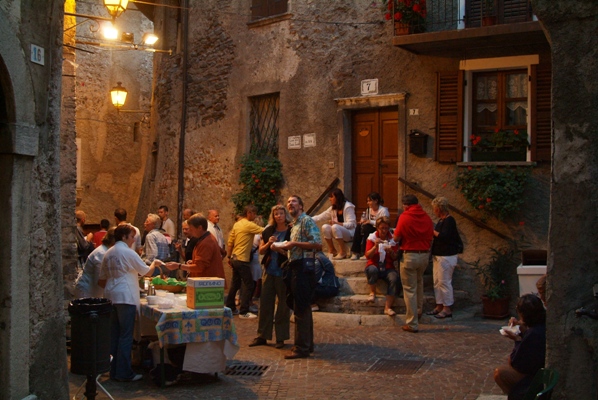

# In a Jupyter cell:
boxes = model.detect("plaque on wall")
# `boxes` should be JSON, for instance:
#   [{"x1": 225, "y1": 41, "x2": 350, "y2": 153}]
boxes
[{"x1": 288, "y1": 135, "x2": 301, "y2": 149}]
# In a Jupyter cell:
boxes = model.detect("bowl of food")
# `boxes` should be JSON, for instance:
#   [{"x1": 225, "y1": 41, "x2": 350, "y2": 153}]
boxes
[{"x1": 152, "y1": 277, "x2": 187, "y2": 293}]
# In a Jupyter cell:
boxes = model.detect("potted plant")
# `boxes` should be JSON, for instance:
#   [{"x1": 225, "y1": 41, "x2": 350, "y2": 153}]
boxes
[
  {"x1": 469, "y1": 244, "x2": 520, "y2": 318},
  {"x1": 456, "y1": 164, "x2": 531, "y2": 221},
  {"x1": 383, "y1": 0, "x2": 427, "y2": 35},
  {"x1": 470, "y1": 128, "x2": 529, "y2": 161},
  {"x1": 481, "y1": 0, "x2": 497, "y2": 26}
]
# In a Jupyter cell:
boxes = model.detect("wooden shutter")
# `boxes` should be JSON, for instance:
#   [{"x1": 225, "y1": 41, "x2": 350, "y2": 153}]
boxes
[
  {"x1": 501, "y1": 0, "x2": 532, "y2": 23},
  {"x1": 530, "y1": 64, "x2": 552, "y2": 162},
  {"x1": 251, "y1": 0, "x2": 267, "y2": 20},
  {"x1": 436, "y1": 71, "x2": 464, "y2": 163},
  {"x1": 270, "y1": 0, "x2": 288, "y2": 16},
  {"x1": 465, "y1": 0, "x2": 482, "y2": 28}
]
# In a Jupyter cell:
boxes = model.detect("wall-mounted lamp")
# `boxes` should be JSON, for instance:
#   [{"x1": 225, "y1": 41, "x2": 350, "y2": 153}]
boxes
[
  {"x1": 110, "y1": 81, "x2": 150, "y2": 114},
  {"x1": 142, "y1": 32, "x2": 159, "y2": 46},
  {"x1": 110, "y1": 81, "x2": 128, "y2": 109},
  {"x1": 104, "y1": 0, "x2": 129, "y2": 19}
]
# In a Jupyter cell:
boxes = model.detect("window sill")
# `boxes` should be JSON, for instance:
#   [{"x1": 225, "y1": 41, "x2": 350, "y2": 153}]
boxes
[
  {"x1": 247, "y1": 13, "x2": 293, "y2": 28},
  {"x1": 457, "y1": 161, "x2": 536, "y2": 167}
]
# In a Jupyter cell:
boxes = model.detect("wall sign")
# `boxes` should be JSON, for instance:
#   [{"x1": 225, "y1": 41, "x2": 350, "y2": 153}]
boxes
[
  {"x1": 31, "y1": 44, "x2": 45, "y2": 66},
  {"x1": 303, "y1": 133, "x2": 316, "y2": 147},
  {"x1": 288, "y1": 135, "x2": 301, "y2": 149},
  {"x1": 361, "y1": 79, "x2": 378, "y2": 95}
]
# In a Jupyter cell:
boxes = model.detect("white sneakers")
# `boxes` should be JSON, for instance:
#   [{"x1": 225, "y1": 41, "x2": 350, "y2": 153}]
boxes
[{"x1": 239, "y1": 312, "x2": 258, "y2": 319}]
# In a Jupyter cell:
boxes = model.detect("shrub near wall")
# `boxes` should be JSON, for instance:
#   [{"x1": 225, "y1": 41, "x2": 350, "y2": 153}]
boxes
[{"x1": 231, "y1": 152, "x2": 283, "y2": 217}]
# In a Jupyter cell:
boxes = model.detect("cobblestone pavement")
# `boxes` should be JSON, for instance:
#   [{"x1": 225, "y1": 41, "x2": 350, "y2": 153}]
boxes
[{"x1": 69, "y1": 311, "x2": 512, "y2": 400}]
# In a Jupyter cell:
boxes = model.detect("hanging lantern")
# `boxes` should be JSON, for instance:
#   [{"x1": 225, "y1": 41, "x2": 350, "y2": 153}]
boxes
[{"x1": 110, "y1": 82, "x2": 127, "y2": 109}]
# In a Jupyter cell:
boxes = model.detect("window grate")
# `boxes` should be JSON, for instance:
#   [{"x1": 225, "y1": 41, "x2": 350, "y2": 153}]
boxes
[{"x1": 249, "y1": 93, "x2": 279, "y2": 156}]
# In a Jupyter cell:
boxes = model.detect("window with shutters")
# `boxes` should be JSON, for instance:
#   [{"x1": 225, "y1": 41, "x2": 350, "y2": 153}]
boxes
[
  {"x1": 435, "y1": 56, "x2": 551, "y2": 163},
  {"x1": 251, "y1": 0, "x2": 288, "y2": 21}
]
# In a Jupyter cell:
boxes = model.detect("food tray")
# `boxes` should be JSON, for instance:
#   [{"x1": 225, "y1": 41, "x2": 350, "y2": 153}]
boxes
[{"x1": 153, "y1": 284, "x2": 185, "y2": 293}]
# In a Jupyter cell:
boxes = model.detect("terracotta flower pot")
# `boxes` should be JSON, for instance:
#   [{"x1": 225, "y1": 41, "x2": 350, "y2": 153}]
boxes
[
  {"x1": 394, "y1": 21, "x2": 410, "y2": 36},
  {"x1": 482, "y1": 16, "x2": 497, "y2": 26},
  {"x1": 482, "y1": 295, "x2": 510, "y2": 319}
]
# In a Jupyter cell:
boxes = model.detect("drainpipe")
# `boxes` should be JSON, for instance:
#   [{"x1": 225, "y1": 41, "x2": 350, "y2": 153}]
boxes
[{"x1": 177, "y1": 0, "x2": 189, "y2": 238}]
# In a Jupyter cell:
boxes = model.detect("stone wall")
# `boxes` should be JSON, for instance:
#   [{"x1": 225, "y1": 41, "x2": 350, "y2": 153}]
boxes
[
  {"x1": 0, "y1": 0, "x2": 69, "y2": 398},
  {"x1": 73, "y1": 0, "x2": 154, "y2": 228},
  {"x1": 533, "y1": 0, "x2": 598, "y2": 398},
  {"x1": 142, "y1": 0, "x2": 551, "y2": 301}
]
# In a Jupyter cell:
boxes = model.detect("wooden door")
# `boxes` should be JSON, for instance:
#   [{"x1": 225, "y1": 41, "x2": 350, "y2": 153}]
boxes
[{"x1": 352, "y1": 108, "x2": 399, "y2": 223}]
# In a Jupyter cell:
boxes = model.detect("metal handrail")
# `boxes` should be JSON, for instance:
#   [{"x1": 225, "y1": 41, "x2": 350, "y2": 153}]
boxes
[
  {"x1": 306, "y1": 178, "x2": 340, "y2": 216},
  {"x1": 398, "y1": 177, "x2": 510, "y2": 241}
]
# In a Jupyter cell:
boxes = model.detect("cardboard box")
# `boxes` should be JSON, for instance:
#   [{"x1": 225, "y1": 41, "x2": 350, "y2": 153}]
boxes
[{"x1": 186, "y1": 277, "x2": 225, "y2": 309}]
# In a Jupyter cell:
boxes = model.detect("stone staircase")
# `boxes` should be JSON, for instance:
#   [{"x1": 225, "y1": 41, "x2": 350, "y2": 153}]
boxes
[{"x1": 313, "y1": 258, "x2": 472, "y2": 318}]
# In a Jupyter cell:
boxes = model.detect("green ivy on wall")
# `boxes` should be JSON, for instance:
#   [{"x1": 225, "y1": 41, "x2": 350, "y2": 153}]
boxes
[
  {"x1": 456, "y1": 165, "x2": 532, "y2": 221},
  {"x1": 231, "y1": 151, "x2": 284, "y2": 217}
]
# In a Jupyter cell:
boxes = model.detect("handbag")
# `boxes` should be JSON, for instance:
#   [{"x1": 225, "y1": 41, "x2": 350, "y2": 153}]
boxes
[{"x1": 302, "y1": 256, "x2": 316, "y2": 273}]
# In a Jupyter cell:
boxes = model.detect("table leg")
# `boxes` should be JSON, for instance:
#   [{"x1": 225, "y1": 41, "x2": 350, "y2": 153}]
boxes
[{"x1": 160, "y1": 346, "x2": 165, "y2": 388}]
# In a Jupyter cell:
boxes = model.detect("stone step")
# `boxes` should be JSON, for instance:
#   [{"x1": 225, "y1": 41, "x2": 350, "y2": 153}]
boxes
[
  {"x1": 340, "y1": 276, "x2": 395, "y2": 296},
  {"x1": 333, "y1": 259, "x2": 367, "y2": 277},
  {"x1": 314, "y1": 290, "x2": 473, "y2": 314},
  {"x1": 308, "y1": 305, "x2": 480, "y2": 327}
]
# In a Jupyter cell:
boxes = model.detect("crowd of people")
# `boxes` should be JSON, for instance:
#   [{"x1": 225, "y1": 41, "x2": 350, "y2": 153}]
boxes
[{"x1": 73, "y1": 191, "x2": 546, "y2": 393}]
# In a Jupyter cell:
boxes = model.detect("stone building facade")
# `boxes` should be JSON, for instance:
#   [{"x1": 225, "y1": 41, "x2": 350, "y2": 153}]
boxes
[
  {"x1": 142, "y1": 0, "x2": 550, "y2": 305},
  {"x1": 0, "y1": 0, "x2": 69, "y2": 398}
]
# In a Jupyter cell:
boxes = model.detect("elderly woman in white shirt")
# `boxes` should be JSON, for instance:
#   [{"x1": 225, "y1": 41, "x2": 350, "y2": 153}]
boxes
[
  {"x1": 99, "y1": 224, "x2": 158, "y2": 382},
  {"x1": 312, "y1": 188, "x2": 356, "y2": 259}
]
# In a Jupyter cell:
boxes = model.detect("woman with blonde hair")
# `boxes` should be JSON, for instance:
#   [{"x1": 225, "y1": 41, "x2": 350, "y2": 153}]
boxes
[
  {"x1": 428, "y1": 196, "x2": 461, "y2": 319},
  {"x1": 249, "y1": 204, "x2": 292, "y2": 349}
]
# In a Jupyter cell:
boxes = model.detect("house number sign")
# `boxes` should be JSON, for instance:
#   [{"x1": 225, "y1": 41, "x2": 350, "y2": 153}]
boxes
[
  {"x1": 361, "y1": 79, "x2": 378, "y2": 95},
  {"x1": 31, "y1": 44, "x2": 45, "y2": 66}
]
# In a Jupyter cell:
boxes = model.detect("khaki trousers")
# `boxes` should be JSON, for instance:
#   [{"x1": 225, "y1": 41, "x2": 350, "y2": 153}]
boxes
[{"x1": 400, "y1": 252, "x2": 429, "y2": 330}]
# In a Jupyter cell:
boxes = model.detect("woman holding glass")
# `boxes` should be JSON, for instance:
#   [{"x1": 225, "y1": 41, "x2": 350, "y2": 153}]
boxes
[{"x1": 350, "y1": 192, "x2": 390, "y2": 260}]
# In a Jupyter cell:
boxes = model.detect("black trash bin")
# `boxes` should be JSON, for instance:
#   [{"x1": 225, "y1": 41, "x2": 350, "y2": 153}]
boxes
[{"x1": 68, "y1": 298, "x2": 112, "y2": 376}]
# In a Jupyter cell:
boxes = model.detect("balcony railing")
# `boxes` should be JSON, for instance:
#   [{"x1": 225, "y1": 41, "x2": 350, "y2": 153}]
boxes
[{"x1": 393, "y1": 0, "x2": 534, "y2": 36}]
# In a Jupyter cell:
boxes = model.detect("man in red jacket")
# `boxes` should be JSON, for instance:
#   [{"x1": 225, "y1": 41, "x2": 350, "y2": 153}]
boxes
[{"x1": 393, "y1": 194, "x2": 434, "y2": 333}]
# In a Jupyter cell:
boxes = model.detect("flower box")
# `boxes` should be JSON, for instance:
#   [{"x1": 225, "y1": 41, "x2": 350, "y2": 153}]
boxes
[
  {"x1": 482, "y1": 295, "x2": 510, "y2": 319},
  {"x1": 471, "y1": 149, "x2": 526, "y2": 162},
  {"x1": 394, "y1": 21, "x2": 410, "y2": 35}
]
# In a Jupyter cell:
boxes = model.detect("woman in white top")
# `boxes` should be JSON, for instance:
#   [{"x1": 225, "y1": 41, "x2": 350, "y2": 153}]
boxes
[
  {"x1": 74, "y1": 227, "x2": 115, "y2": 298},
  {"x1": 312, "y1": 188, "x2": 356, "y2": 259},
  {"x1": 99, "y1": 224, "x2": 158, "y2": 382},
  {"x1": 350, "y1": 192, "x2": 390, "y2": 260}
]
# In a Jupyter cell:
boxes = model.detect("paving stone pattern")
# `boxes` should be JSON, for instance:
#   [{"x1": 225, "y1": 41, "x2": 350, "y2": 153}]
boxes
[{"x1": 69, "y1": 315, "x2": 512, "y2": 400}]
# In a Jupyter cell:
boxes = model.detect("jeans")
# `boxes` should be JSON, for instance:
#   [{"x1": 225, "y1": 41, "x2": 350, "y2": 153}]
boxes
[
  {"x1": 365, "y1": 265, "x2": 400, "y2": 296},
  {"x1": 289, "y1": 259, "x2": 316, "y2": 354},
  {"x1": 110, "y1": 304, "x2": 137, "y2": 380},
  {"x1": 225, "y1": 260, "x2": 255, "y2": 314}
]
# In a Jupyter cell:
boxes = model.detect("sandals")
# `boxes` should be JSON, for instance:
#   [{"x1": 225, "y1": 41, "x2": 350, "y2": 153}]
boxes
[
  {"x1": 367, "y1": 293, "x2": 376, "y2": 302},
  {"x1": 333, "y1": 253, "x2": 348, "y2": 260},
  {"x1": 384, "y1": 308, "x2": 396, "y2": 316},
  {"x1": 434, "y1": 311, "x2": 453, "y2": 319}
]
